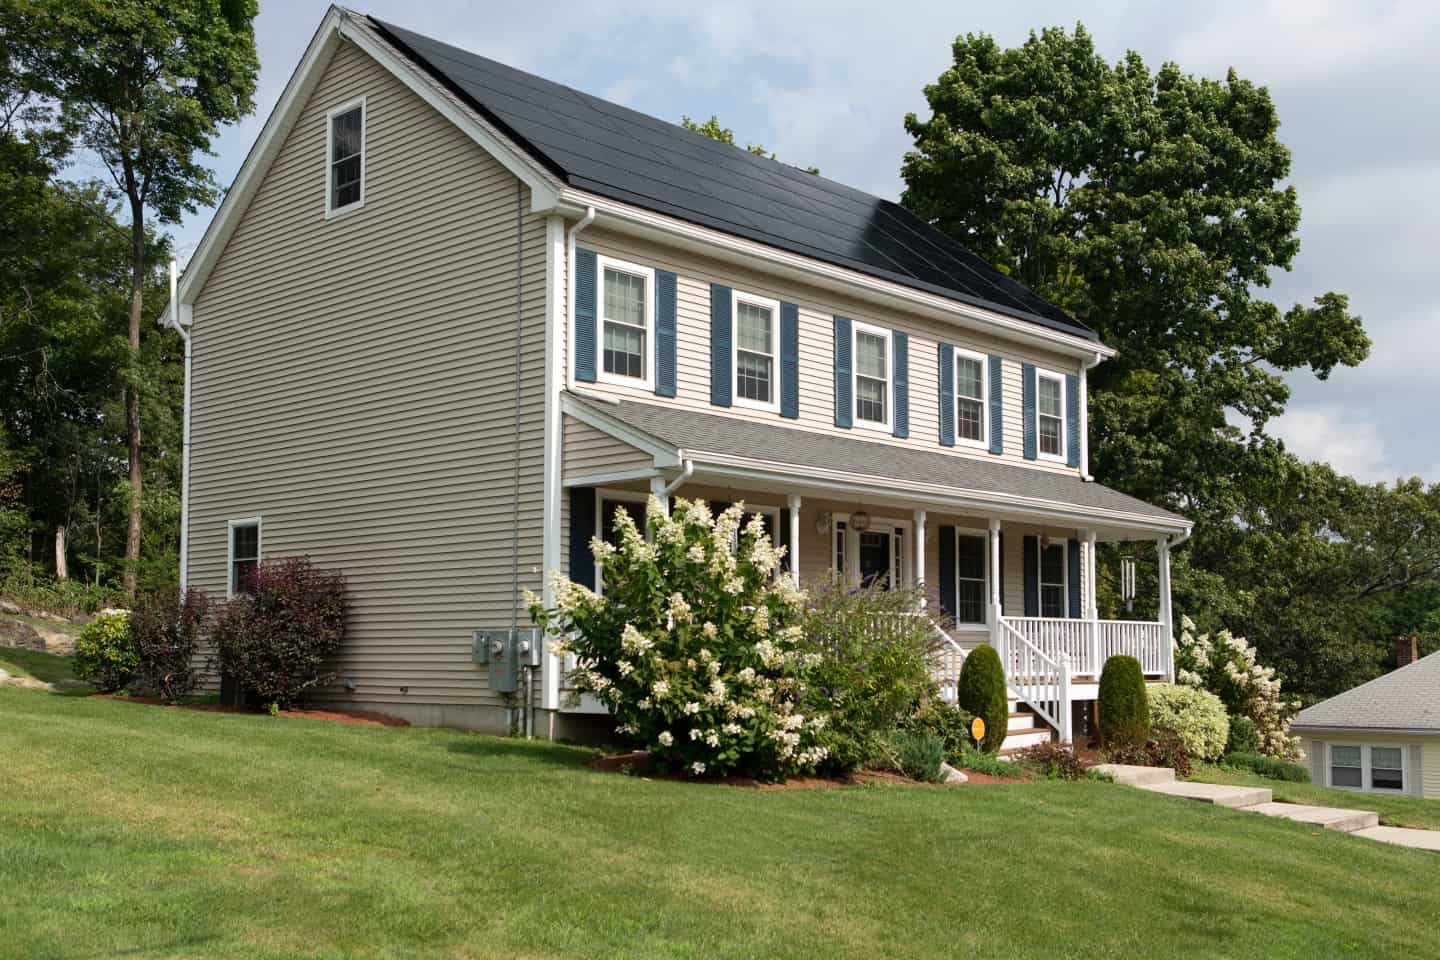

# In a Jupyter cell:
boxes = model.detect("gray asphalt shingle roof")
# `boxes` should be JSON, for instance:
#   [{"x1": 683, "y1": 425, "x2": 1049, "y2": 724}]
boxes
[
  {"x1": 570, "y1": 394, "x2": 1187, "y2": 526},
  {"x1": 1294, "y1": 652, "x2": 1440, "y2": 733},
  {"x1": 368, "y1": 16, "x2": 1097, "y2": 342}
]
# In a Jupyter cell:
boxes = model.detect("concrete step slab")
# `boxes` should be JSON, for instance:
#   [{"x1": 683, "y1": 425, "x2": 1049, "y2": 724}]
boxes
[
  {"x1": 1353, "y1": 825, "x2": 1440, "y2": 851},
  {"x1": 1092, "y1": 764, "x2": 1175, "y2": 787},
  {"x1": 1140, "y1": 780, "x2": 1272, "y2": 808},
  {"x1": 1247, "y1": 802, "x2": 1378, "y2": 833}
]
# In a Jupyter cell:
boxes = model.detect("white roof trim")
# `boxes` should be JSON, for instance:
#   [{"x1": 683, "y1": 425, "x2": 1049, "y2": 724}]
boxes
[{"x1": 160, "y1": 6, "x2": 561, "y2": 327}]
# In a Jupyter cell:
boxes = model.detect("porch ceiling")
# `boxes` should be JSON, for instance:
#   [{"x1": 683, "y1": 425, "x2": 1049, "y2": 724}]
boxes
[{"x1": 563, "y1": 392, "x2": 1189, "y2": 538}]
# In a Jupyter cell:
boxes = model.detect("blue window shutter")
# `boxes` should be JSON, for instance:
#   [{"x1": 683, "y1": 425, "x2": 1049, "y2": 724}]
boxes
[
  {"x1": 938, "y1": 525, "x2": 957, "y2": 618},
  {"x1": 938, "y1": 343, "x2": 955, "y2": 447},
  {"x1": 892, "y1": 331, "x2": 909, "y2": 438},
  {"x1": 655, "y1": 270, "x2": 677, "y2": 397},
  {"x1": 780, "y1": 302, "x2": 800, "y2": 419},
  {"x1": 574, "y1": 248, "x2": 598, "y2": 382},
  {"x1": 1068, "y1": 539, "x2": 1082, "y2": 618},
  {"x1": 1066, "y1": 373, "x2": 1080, "y2": 467},
  {"x1": 833, "y1": 316, "x2": 852, "y2": 428},
  {"x1": 1023, "y1": 535, "x2": 1039, "y2": 617},
  {"x1": 779, "y1": 508, "x2": 792, "y2": 575},
  {"x1": 988, "y1": 355, "x2": 1004, "y2": 455},
  {"x1": 568, "y1": 487, "x2": 596, "y2": 589},
  {"x1": 710, "y1": 284, "x2": 732, "y2": 407},
  {"x1": 1022, "y1": 363, "x2": 1037, "y2": 461}
]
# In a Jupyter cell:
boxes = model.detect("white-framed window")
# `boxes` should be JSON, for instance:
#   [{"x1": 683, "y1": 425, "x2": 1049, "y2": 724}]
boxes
[
  {"x1": 830, "y1": 513, "x2": 910, "y2": 589},
  {"x1": 325, "y1": 97, "x2": 366, "y2": 218},
  {"x1": 1036, "y1": 369, "x2": 1066, "y2": 461},
  {"x1": 594, "y1": 489, "x2": 649, "y2": 592},
  {"x1": 227, "y1": 517, "x2": 262, "y2": 599},
  {"x1": 1038, "y1": 538, "x2": 1068, "y2": 618},
  {"x1": 732, "y1": 290, "x2": 780, "y2": 411},
  {"x1": 955, "y1": 349, "x2": 988, "y2": 447},
  {"x1": 597, "y1": 254, "x2": 654, "y2": 389},
  {"x1": 954, "y1": 529, "x2": 989, "y2": 627},
  {"x1": 852, "y1": 322, "x2": 892, "y2": 431},
  {"x1": 1329, "y1": 743, "x2": 1407, "y2": 793}
]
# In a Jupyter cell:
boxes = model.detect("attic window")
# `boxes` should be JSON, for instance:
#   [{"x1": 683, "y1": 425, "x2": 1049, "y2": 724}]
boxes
[{"x1": 327, "y1": 98, "x2": 366, "y2": 216}]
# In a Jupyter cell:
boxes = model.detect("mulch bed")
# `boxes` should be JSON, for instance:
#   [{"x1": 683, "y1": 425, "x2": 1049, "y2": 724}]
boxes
[
  {"x1": 588, "y1": 751, "x2": 1029, "y2": 788},
  {"x1": 92, "y1": 694, "x2": 409, "y2": 727}
]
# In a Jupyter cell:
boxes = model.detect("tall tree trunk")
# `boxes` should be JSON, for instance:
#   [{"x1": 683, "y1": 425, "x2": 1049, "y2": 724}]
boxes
[
  {"x1": 55, "y1": 526, "x2": 67, "y2": 581},
  {"x1": 123, "y1": 205, "x2": 144, "y2": 599}
]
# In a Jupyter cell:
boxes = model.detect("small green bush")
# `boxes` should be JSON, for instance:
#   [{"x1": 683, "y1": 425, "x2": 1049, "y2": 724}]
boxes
[
  {"x1": 901, "y1": 698, "x2": 974, "y2": 764},
  {"x1": 1147, "y1": 684, "x2": 1229, "y2": 761},
  {"x1": 1104, "y1": 731, "x2": 1192, "y2": 778},
  {"x1": 1015, "y1": 741, "x2": 1089, "y2": 780},
  {"x1": 956, "y1": 644, "x2": 1007, "y2": 753},
  {"x1": 892, "y1": 730, "x2": 946, "y2": 782},
  {"x1": 954, "y1": 744, "x2": 1021, "y2": 778},
  {"x1": 1226, "y1": 715, "x2": 1261, "y2": 756},
  {"x1": 1224, "y1": 753, "x2": 1311, "y2": 783},
  {"x1": 1098, "y1": 655, "x2": 1149, "y2": 749},
  {"x1": 73, "y1": 612, "x2": 137, "y2": 692}
]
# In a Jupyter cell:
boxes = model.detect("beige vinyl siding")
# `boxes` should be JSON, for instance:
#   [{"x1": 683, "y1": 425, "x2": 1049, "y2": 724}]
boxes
[
  {"x1": 563, "y1": 416, "x2": 654, "y2": 481},
  {"x1": 1300, "y1": 734, "x2": 1440, "y2": 799},
  {"x1": 570, "y1": 225, "x2": 1083, "y2": 476},
  {"x1": 188, "y1": 39, "x2": 548, "y2": 719}
]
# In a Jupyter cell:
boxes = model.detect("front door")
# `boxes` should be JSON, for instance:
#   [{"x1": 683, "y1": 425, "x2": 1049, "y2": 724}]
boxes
[{"x1": 858, "y1": 531, "x2": 892, "y2": 588}]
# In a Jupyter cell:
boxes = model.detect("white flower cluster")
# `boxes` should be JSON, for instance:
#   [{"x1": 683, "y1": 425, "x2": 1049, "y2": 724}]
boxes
[{"x1": 1175, "y1": 616, "x2": 1303, "y2": 760}]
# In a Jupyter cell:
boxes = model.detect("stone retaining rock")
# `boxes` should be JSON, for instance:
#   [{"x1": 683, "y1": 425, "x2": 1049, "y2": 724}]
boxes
[{"x1": 0, "y1": 619, "x2": 46, "y2": 652}]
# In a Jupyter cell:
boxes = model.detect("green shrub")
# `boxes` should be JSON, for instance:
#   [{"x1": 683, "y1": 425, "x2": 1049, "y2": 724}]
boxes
[
  {"x1": 73, "y1": 612, "x2": 137, "y2": 692},
  {"x1": 130, "y1": 588, "x2": 211, "y2": 703},
  {"x1": 1225, "y1": 715, "x2": 1262, "y2": 756},
  {"x1": 954, "y1": 744, "x2": 1022, "y2": 778},
  {"x1": 891, "y1": 730, "x2": 946, "y2": 782},
  {"x1": 1015, "y1": 741, "x2": 1089, "y2": 780},
  {"x1": 1104, "y1": 731, "x2": 1192, "y2": 778},
  {"x1": 956, "y1": 644, "x2": 1007, "y2": 753},
  {"x1": 0, "y1": 572, "x2": 122, "y2": 617},
  {"x1": 801, "y1": 579, "x2": 941, "y2": 772},
  {"x1": 902, "y1": 698, "x2": 975, "y2": 764},
  {"x1": 1224, "y1": 752, "x2": 1311, "y2": 783},
  {"x1": 1175, "y1": 617, "x2": 1301, "y2": 759},
  {"x1": 1147, "y1": 684, "x2": 1229, "y2": 761},
  {"x1": 1098, "y1": 655, "x2": 1149, "y2": 749}
]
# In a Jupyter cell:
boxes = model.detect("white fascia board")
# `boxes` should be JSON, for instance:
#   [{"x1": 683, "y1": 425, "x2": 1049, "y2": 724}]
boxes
[
  {"x1": 549, "y1": 188, "x2": 1118, "y2": 363},
  {"x1": 170, "y1": 7, "x2": 563, "y2": 315},
  {"x1": 558, "y1": 393, "x2": 681, "y2": 469},
  {"x1": 681, "y1": 452, "x2": 1190, "y2": 536}
]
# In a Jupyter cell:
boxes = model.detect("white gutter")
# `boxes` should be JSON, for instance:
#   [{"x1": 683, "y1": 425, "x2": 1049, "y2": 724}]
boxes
[
  {"x1": 161, "y1": 260, "x2": 194, "y2": 594},
  {"x1": 1080, "y1": 351, "x2": 1103, "y2": 482},
  {"x1": 660, "y1": 459, "x2": 695, "y2": 497}
]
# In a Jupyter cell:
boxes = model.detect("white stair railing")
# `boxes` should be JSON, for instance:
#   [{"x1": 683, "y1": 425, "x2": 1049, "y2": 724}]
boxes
[
  {"x1": 997, "y1": 618, "x2": 1072, "y2": 743},
  {"x1": 930, "y1": 622, "x2": 967, "y2": 706}
]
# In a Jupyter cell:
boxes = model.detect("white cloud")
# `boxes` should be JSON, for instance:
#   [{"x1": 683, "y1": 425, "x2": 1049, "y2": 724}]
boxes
[
  {"x1": 1270, "y1": 404, "x2": 1403, "y2": 482},
  {"x1": 601, "y1": 76, "x2": 639, "y2": 106}
]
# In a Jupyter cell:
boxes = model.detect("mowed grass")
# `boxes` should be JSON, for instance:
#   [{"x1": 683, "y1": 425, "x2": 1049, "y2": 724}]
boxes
[
  {"x1": 2, "y1": 689, "x2": 1438, "y2": 959},
  {"x1": 0, "y1": 646, "x2": 78, "y2": 684},
  {"x1": 1191, "y1": 763, "x2": 1440, "y2": 831}
]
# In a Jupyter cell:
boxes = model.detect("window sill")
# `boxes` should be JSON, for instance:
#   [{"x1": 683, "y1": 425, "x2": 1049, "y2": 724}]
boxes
[
  {"x1": 852, "y1": 419, "x2": 893, "y2": 435},
  {"x1": 324, "y1": 199, "x2": 366, "y2": 221},
  {"x1": 733, "y1": 395, "x2": 780, "y2": 414}
]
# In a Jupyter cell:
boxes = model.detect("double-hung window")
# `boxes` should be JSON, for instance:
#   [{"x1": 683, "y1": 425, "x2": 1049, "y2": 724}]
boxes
[
  {"x1": 853, "y1": 323, "x2": 891, "y2": 429},
  {"x1": 326, "y1": 98, "x2": 366, "y2": 216},
  {"x1": 955, "y1": 531, "x2": 988, "y2": 626},
  {"x1": 228, "y1": 518, "x2": 261, "y2": 598},
  {"x1": 1330, "y1": 743, "x2": 1406, "y2": 793},
  {"x1": 1039, "y1": 539, "x2": 1067, "y2": 618},
  {"x1": 955, "y1": 350, "x2": 987, "y2": 445},
  {"x1": 1036, "y1": 370, "x2": 1065, "y2": 459},
  {"x1": 598, "y1": 256, "x2": 653, "y2": 387},
  {"x1": 733, "y1": 292, "x2": 779, "y2": 410}
]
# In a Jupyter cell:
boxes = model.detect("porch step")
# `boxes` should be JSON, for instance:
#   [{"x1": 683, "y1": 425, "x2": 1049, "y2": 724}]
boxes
[{"x1": 998, "y1": 727, "x2": 1053, "y2": 751}]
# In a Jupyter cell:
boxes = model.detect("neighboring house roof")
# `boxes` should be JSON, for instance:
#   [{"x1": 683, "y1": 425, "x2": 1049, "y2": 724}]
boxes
[
  {"x1": 1293, "y1": 652, "x2": 1440, "y2": 734},
  {"x1": 564, "y1": 393, "x2": 1188, "y2": 529},
  {"x1": 368, "y1": 16, "x2": 1097, "y2": 343}
]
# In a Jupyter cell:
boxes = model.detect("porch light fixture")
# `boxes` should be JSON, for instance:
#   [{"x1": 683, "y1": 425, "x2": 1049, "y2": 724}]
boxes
[
  {"x1": 850, "y1": 510, "x2": 871, "y2": 533},
  {"x1": 815, "y1": 512, "x2": 832, "y2": 534}
]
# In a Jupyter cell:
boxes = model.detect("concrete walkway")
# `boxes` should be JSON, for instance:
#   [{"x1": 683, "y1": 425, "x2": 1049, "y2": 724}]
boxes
[{"x1": 1094, "y1": 764, "x2": 1433, "y2": 850}]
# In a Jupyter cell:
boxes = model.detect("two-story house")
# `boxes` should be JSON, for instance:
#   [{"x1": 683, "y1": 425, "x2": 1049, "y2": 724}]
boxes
[{"x1": 163, "y1": 7, "x2": 1190, "y2": 745}]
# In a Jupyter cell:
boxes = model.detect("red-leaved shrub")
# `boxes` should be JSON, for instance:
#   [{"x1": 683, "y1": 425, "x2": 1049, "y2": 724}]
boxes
[
  {"x1": 131, "y1": 588, "x2": 211, "y2": 702},
  {"x1": 210, "y1": 557, "x2": 347, "y2": 710}
]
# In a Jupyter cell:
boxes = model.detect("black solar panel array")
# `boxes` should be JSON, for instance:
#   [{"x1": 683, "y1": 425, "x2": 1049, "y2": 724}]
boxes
[{"x1": 371, "y1": 17, "x2": 1095, "y2": 341}]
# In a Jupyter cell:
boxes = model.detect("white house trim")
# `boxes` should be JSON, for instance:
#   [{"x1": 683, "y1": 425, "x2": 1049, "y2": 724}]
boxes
[
  {"x1": 593, "y1": 253, "x2": 656, "y2": 392},
  {"x1": 558, "y1": 393, "x2": 680, "y2": 467},
  {"x1": 730, "y1": 288, "x2": 782, "y2": 413},
  {"x1": 951, "y1": 525, "x2": 993, "y2": 631},
  {"x1": 225, "y1": 516, "x2": 262, "y2": 600},
  {"x1": 952, "y1": 346, "x2": 989, "y2": 450},
  {"x1": 323, "y1": 95, "x2": 367, "y2": 219},
  {"x1": 1035, "y1": 367, "x2": 1068, "y2": 465},
  {"x1": 850, "y1": 320, "x2": 894, "y2": 433}
]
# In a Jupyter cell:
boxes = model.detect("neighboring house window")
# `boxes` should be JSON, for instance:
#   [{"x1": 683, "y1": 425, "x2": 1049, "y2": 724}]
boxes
[
  {"x1": 598, "y1": 255, "x2": 654, "y2": 387},
  {"x1": 326, "y1": 99, "x2": 366, "y2": 216},
  {"x1": 228, "y1": 518, "x2": 261, "y2": 598},
  {"x1": 955, "y1": 531, "x2": 988, "y2": 625},
  {"x1": 1036, "y1": 370, "x2": 1066, "y2": 459},
  {"x1": 853, "y1": 323, "x2": 891, "y2": 429},
  {"x1": 955, "y1": 349, "x2": 987, "y2": 445},
  {"x1": 1329, "y1": 743, "x2": 1407, "y2": 793},
  {"x1": 1039, "y1": 539, "x2": 1067, "y2": 617},
  {"x1": 733, "y1": 291, "x2": 780, "y2": 410}
]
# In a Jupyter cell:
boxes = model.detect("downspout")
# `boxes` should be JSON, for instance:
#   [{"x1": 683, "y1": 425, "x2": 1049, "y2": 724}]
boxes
[
  {"x1": 661, "y1": 459, "x2": 695, "y2": 498},
  {"x1": 564, "y1": 206, "x2": 596, "y2": 393},
  {"x1": 1079, "y1": 351, "x2": 1102, "y2": 482},
  {"x1": 163, "y1": 260, "x2": 193, "y2": 596}
]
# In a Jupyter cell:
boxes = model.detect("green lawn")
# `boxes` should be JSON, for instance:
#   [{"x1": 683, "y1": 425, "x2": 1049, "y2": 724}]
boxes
[
  {"x1": 0, "y1": 646, "x2": 78, "y2": 684},
  {"x1": 1191, "y1": 763, "x2": 1440, "y2": 830},
  {"x1": 3, "y1": 688, "x2": 1438, "y2": 959}
]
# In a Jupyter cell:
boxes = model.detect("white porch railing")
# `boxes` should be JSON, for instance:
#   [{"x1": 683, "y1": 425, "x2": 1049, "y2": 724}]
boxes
[
  {"x1": 931, "y1": 624, "x2": 967, "y2": 706},
  {"x1": 997, "y1": 618, "x2": 1071, "y2": 743},
  {"x1": 1098, "y1": 620, "x2": 1170, "y2": 676},
  {"x1": 1001, "y1": 617, "x2": 1169, "y2": 678}
]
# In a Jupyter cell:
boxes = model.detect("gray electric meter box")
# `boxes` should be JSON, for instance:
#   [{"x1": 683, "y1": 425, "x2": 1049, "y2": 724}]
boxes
[{"x1": 472, "y1": 628, "x2": 541, "y2": 694}]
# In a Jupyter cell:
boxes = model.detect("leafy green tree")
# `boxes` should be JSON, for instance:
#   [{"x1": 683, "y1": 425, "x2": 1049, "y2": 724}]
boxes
[
  {"x1": 681, "y1": 114, "x2": 819, "y2": 174},
  {"x1": 19, "y1": 0, "x2": 259, "y2": 597}
]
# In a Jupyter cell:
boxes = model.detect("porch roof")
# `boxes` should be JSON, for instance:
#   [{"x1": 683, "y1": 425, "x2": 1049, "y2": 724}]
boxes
[{"x1": 564, "y1": 393, "x2": 1189, "y2": 535}]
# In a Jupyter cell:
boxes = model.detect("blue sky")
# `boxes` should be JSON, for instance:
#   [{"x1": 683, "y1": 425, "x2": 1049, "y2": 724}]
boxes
[{"x1": 168, "y1": 1, "x2": 1440, "y2": 483}]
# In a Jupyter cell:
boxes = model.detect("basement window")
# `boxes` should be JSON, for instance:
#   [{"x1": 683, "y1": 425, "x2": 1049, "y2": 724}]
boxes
[{"x1": 326, "y1": 98, "x2": 366, "y2": 217}]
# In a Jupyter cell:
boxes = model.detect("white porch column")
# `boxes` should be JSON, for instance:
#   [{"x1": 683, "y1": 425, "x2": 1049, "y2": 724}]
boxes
[
  {"x1": 1158, "y1": 536, "x2": 1174, "y2": 679},
  {"x1": 988, "y1": 518, "x2": 1003, "y2": 653},
  {"x1": 1084, "y1": 529, "x2": 1099, "y2": 676},
  {"x1": 787, "y1": 494, "x2": 802, "y2": 588},
  {"x1": 650, "y1": 476, "x2": 669, "y2": 516},
  {"x1": 913, "y1": 509, "x2": 926, "y2": 603}
]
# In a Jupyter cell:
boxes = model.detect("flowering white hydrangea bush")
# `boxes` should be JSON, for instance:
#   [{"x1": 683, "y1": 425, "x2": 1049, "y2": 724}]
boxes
[
  {"x1": 527, "y1": 496, "x2": 828, "y2": 779},
  {"x1": 1174, "y1": 616, "x2": 1302, "y2": 760}
]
